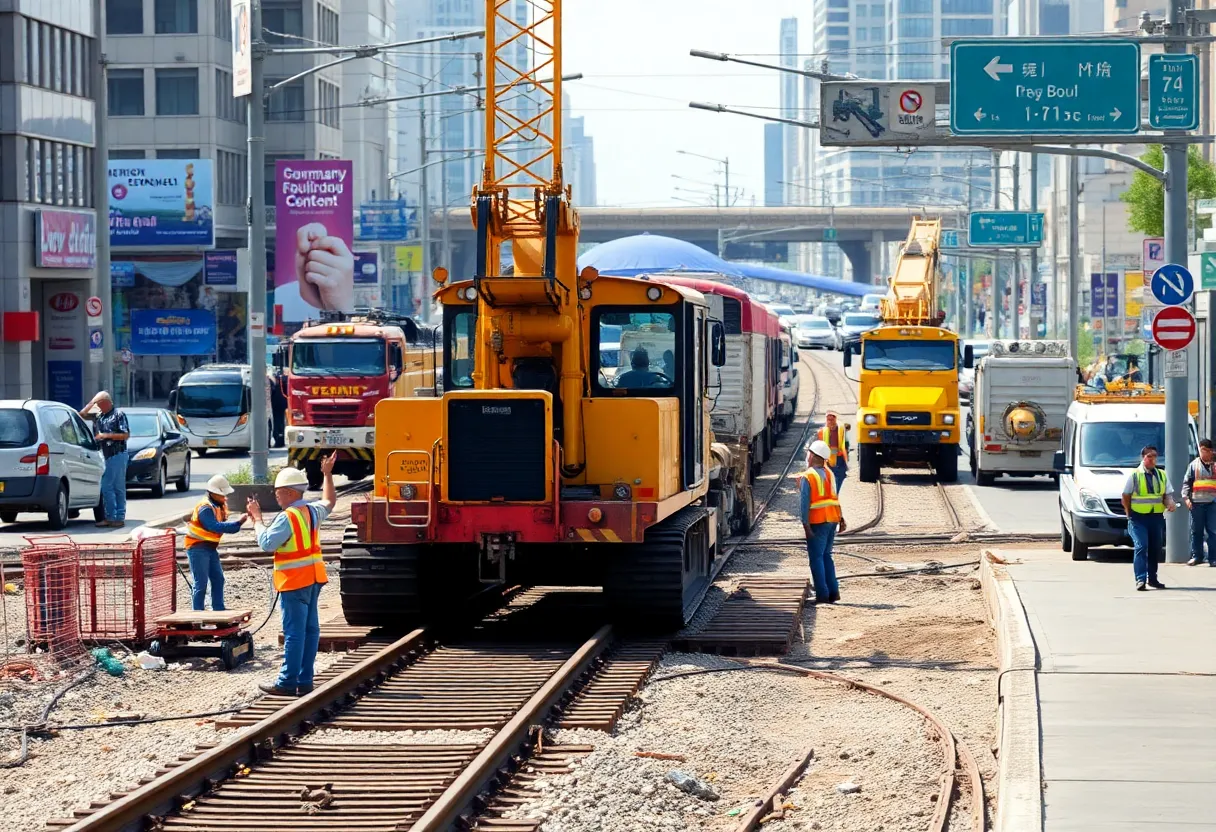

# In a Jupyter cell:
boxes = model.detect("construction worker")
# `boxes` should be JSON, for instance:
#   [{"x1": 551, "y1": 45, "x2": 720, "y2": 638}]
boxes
[
  {"x1": 817, "y1": 411, "x2": 850, "y2": 491},
  {"x1": 183, "y1": 475, "x2": 248, "y2": 611},
  {"x1": 248, "y1": 452, "x2": 337, "y2": 696},
  {"x1": 1183, "y1": 438, "x2": 1216, "y2": 567},
  {"x1": 801, "y1": 439, "x2": 848, "y2": 604},
  {"x1": 1121, "y1": 445, "x2": 1177, "y2": 591}
]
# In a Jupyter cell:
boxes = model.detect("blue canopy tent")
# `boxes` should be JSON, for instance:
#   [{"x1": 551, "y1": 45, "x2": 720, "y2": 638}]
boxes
[{"x1": 578, "y1": 234, "x2": 874, "y2": 299}]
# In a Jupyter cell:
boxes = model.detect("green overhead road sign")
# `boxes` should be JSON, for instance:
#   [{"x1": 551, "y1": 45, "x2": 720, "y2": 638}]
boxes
[
  {"x1": 823, "y1": 228, "x2": 837, "y2": 241},
  {"x1": 1148, "y1": 54, "x2": 1199, "y2": 131},
  {"x1": 1202, "y1": 252, "x2": 1216, "y2": 291},
  {"x1": 968, "y1": 211, "x2": 1045, "y2": 247},
  {"x1": 949, "y1": 38, "x2": 1141, "y2": 136}
]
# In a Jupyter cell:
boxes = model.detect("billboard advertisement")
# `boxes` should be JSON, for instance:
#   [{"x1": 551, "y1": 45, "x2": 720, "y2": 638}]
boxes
[
  {"x1": 35, "y1": 209, "x2": 97, "y2": 269},
  {"x1": 231, "y1": 0, "x2": 252, "y2": 97},
  {"x1": 204, "y1": 250, "x2": 239, "y2": 286},
  {"x1": 130, "y1": 309, "x2": 217, "y2": 355},
  {"x1": 354, "y1": 251, "x2": 378, "y2": 284},
  {"x1": 274, "y1": 159, "x2": 355, "y2": 322},
  {"x1": 109, "y1": 160, "x2": 215, "y2": 248}
]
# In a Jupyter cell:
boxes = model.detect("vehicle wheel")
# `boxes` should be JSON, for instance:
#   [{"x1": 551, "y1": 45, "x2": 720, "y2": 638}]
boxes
[
  {"x1": 976, "y1": 470, "x2": 996, "y2": 487},
  {"x1": 68, "y1": 509, "x2": 80, "y2": 519},
  {"x1": 858, "y1": 445, "x2": 880, "y2": 483},
  {"x1": 176, "y1": 453, "x2": 191, "y2": 492},
  {"x1": 306, "y1": 463, "x2": 324, "y2": 491},
  {"x1": 47, "y1": 483, "x2": 69, "y2": 530},
  {"x1": 93, "y1": 500, "x2": 105, "y2": 523},
  {"x1": 220, "y1": 638, "x2": 238, "y2": 670},
  {"x1": 150, "y1": 462, "x2": 167, "y2": 498},
  {"x1": 969, "y1": 447, "x2": 978, "y2": 478},
  {"x1": 1069, "y1": 516, "x2": 1090, "y2": 561},
  {"x1": 1060, "y1": 509, "x2": 1073, "y2": 552},
  {"x1": 196, "y1": 448, "x2": 208, "y2": 457},
  {"x1": 936, "y1": 445, "x2": 959, "y2": 484},
  {"x1": 0, "y1": 511, "x2": 17, "y2": 524}
]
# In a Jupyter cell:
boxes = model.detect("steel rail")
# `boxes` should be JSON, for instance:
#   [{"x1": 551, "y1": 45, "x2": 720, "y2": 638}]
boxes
[{"x1": 731, "y1": 746, "x2": 816, "y2": 830}]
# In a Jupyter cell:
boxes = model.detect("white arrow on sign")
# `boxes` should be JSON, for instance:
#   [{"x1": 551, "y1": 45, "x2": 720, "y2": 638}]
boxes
[
  {"x1": 1110, "y1": 107, "x2": 1122, "y2": 121},
  {"x1": 975, "y1": 108, "x2": 986, "y2": 121},
  {"x1": 984, "y1": 56, "x2": 1013, "y2": 81}
]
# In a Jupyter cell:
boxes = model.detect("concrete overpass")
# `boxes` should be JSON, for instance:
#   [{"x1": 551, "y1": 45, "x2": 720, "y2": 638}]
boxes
[{"x1": 433, "y1": 205, "x2": 967, "y2": 284}]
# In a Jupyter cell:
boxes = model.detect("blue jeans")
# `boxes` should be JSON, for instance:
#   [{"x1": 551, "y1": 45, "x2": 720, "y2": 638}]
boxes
[
  {"x1": 276, "y1": 582, "x2": 323, "y2": 690},
  {"x1": 806, "y1": 522, "x2": 840, "y2": 601},
  {"x1": 831, "y1": 461, "x2": 848, "y2": 492},
  {"x1": 1190, "y1": 502, "x2": 1216, "y2": 564},
  {"x1": 101, "y1": 454, "x2": 128, "y2": 521},
  {"x1": 186, "y1": 546, "x2": 225, "y2": 611},
  {"x1": 1128, "y1": 514, "x2": 1165, "y2": 584}
]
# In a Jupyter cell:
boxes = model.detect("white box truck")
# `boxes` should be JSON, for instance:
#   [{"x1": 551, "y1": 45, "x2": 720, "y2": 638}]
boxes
[{"x1": 965, "y1": 340, "x2": 1077, "y2": 486}]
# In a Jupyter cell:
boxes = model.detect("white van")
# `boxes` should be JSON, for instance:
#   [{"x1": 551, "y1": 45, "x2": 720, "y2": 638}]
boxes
[
  {"x1": 1056, "y1": 393, "x2": 1197, "y2": 561},
  {"x1": 169, "y1": 364, "x2": 272, "y2": 453}
]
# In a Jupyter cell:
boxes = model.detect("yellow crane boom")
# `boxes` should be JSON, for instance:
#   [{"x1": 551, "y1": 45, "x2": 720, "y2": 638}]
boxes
[{"x1": 880, "y1": 218, "x2": 945, "y2": 327}]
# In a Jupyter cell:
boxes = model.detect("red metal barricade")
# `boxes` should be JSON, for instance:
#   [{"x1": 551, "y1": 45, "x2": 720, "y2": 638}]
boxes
[
  {"x1": 74, "y1": 533, "x2": 177, "y2": 643},
  {"x1": 21, "y1": 537, "x2": 85, "y2": 662}
]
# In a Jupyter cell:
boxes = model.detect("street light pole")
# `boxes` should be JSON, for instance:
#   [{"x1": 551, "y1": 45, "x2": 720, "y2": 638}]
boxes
[
  {"x1": 92, "y1": 0, "x2": 114, "y2": 399},
  {"x1": 247, "y1": 0, "x2": 269, "y2": 482},
  {"x1": 1068, "y1": 156, "x2": 1080, "y2": 361}
]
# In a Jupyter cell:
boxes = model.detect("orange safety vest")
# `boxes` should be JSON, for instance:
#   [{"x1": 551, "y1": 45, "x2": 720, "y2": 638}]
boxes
[
  {"x1": 803, "y1": 467, "x2": 842, "y2": 525},
  {"x1": 817, "y1": 424, "x2": 848, "y2": 467},
  {"x1": 184, "y1": 499, "x2": 226, "y2": 550},
  {"x1": 273, "y1": 505, "x2": 328, "y2": 592},
  {"x1": 1193, "y1": 459, "x2": 1216, "y2": 499}
]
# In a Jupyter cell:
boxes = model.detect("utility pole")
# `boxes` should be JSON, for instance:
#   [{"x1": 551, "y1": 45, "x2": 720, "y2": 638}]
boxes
[
  {"x1": 92, "y1": 0, "x2": 114, "y2": 398},
  {"x1": 1164, "y1": 0, "x2": 1192, "y2": 563},
  {"x1": 1029, "y1": 153, "x2": 1039, "y2": 338},
  {"x1": 964, "y1": 159, "x2": 973, "y2": 338},
  {"x1": 247, "y1": 0, "x2": 269, "y2": 482},
  {"x1": 419, "y1": 94, "x2": 432, "y2": 323},
  {"x1": 990, "y1": 150, "x2": 1000, "y2": 338},
  {"x1": 1068, "y1": 156, "x2": 1080, "y2": 361},
  {"x1": 1012, "y1": 153, "x2": 1021, "y2": 339}
]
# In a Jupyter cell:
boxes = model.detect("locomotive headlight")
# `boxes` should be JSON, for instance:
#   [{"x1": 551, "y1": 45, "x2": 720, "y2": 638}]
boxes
[
  {"x1": 579, "y1": 286, "x2": 592, "y2": 300},
  {"x1": 613, "y1": 483, "x2": 632, "y2": 500},
  {"x1": 646, "y1": 287, "x2": 662, "y2": 301},
  {"x1": 864, "y1": 414, "x2": 878, "y2": 425},
  {"x1": 943, "y1": 414, "x2": 956, "y2": 425},
  {"x1": 463, "y1": 286, "x2": 478, "y2": 301},
  {"x1": 587, "y1": 507, "x2": 603, "y2": 523},
  {"x1": 398, "y1": 484, "x2": 417, "y2": 500}
]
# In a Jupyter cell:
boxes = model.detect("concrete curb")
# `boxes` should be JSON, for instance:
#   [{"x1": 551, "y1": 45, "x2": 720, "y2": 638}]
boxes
[{"x1": 979, "y1": 550, "x2": 1043, "y2": 832}]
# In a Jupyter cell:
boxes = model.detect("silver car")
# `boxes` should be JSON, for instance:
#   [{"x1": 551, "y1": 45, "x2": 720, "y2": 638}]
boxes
[
  {"x1": 795, "y1": 316, "x2": 839, "y2": 350},
  {"x1": 0, "y1": 400, "x2": 106, "y2": 529}
]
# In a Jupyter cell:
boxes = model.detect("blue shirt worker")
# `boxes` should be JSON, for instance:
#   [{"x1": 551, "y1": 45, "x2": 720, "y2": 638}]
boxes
[
  {"x1": 1121, "y1": 445, "x2": 1177, "y2": 591},
  {"x1": 79, "y1": 392, "x2": 130, "y2": 527},
  {"x1": 800, "y1": 439, "x2": 848, "y2": 604},
  {"x1": 183, "y1": 475, "x2": 248, "y2": 611},
  {"x1": 1183, "y1": 438, "x2": 1216, "y2": 566},
  {"x1": 249, "y1": 453, "x2": 337, "y2": 697}
]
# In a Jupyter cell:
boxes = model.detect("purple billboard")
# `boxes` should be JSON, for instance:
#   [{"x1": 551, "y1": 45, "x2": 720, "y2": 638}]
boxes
[{"x1": 274, "y1": 160, "x2": 354, "y2": 322}]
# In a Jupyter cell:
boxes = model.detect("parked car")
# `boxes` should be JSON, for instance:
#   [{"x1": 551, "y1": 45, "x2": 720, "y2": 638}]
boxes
[
  {"x1": 125, "y1": 408, "x2": 192, "y2": 497},
  {"x1": 795, "y1": 316, "x2": 839, "y2": 350},
  {"x1": 0, "y1": 399, "x2": 106, "y2": 529},
  {"x1": 837, "y1": 311, "x2": 883, "y2": 352}
]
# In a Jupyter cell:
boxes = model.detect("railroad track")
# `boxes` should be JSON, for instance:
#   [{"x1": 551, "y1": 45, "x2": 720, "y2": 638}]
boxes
[{"x1": 51, "y1": 588, "x2": 634, "y2": 832}]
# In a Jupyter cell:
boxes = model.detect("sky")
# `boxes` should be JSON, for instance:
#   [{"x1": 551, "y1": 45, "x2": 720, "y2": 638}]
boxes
[{"x1": 562, "y1": 0, "x2": 811, "y2": 208}]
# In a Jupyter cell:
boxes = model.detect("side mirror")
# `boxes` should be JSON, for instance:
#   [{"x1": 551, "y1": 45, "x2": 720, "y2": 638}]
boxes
[
  {"x1": 1053, "y1": 450, "x2": 1071, "y2": 474},
  {"x1": 165, "y1": 431, "x2": 181, "y2": 441},
  {"x1": 710, "y1": 322, "x2": 727, "y2": 367},
  {"x1": 963, "y1": 345, "x2": 974, "y2": 369},
  {"x1": 167, "y1": 389, "x2": 177, "y2": 410},
  {"x1": 273, "y1": 348, "x2": 284, "y2": 370},
  {"x1": 842, "y1": 345, "x2": 853, "y2": 368}
]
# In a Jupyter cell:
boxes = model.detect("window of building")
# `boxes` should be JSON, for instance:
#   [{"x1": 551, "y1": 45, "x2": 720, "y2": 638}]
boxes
[
  {"x1": 156, "y1": 67, "x2": 199, "y2": 114},
  {"x1": 108, "y1": 69, "x2": 145, "y2": 115},
  {"x1": 896, "y1": 60, "x2": 934, "y2": 79},
  {"x1": 856, "y1": 5, "x2": 867, "y2": 15},
  {"x1": 157, "y1": 148, "x2": 199, "y2": 158},
  {"x1": 265, "y1": 153, "x2": 304, "y2": 205},
  {"x1": 24, "y1": 139, "x2": 92, "y2": 207},
  {"x1": 215, "y1": 70, "x2": 247, "y2": 122},
  {"x1": 941, "y1": 0, "x2": 993, "y2": 12},
  {"x1": 316, "y1": 4, "x2": 339, "y2": 45},
  {"x1": 899, "y1": 17, "x2": 933, "y2": 37},
  {"x1": 318, "y1": 79, "x2": 340, "y2": 128},
  {"x1": 264, "y1": 79, "x2": 305, "y2": 121},
  {"x1": 155, "y1": 0, "x2": 197, "y2": 32},
  {"x1": 828, "y1": 39, "x2": 849, "y2": 51},
  {"x1": 215, "y1": 0, "x2": 232, "y2": 39},
  {"x1": 110, "y1": 149, "x2": 147, "y2": 158},
  {"x1": 871, "y1": 26, "x2": 882, "y2": 39},
  {"x1": 827, "y1": 11, "x2": 849, "y2": 22},
  {"x1": 262, "y1": 0, "x2": 303, "y2": 44},
  {"x1": 856, "y1": 28, "x2": 868, "y2": 41},
  {"x1": 941, "y1": 18, "x2": 993, "y2": 35},
  {"x1": 107, "y1": 0, "x2": 144, "y2": 34},
  {"x1": 217, "y1": 148, "x2": 247, "y2": 205}
]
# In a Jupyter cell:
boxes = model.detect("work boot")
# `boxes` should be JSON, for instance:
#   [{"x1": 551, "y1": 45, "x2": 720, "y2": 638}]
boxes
[
  {"x1": 1188, "y1": 558, "x2": 1203, "y2": 566},
  {"x1": 1148, "y1": 579, "x2": 1167, "y2": 589},
  {"x1": 258, "y1": 682, "x2": 298, "y2": 697},
  {"x1": 1136, "y1": 581, "x2": 1147, "y2": 591},
  {"x1": 297, "y1": 685, "x2": 314, "y2": 695},
  {"x1": 94, "y1": 520, "x2": 109, "y2": 528}
]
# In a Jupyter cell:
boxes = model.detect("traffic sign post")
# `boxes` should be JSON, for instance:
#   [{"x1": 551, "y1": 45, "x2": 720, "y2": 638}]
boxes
[
  {"x1": 968, "y1": 211, "x2": 1045, "y2": 247},
  {"x1": 1152, "y1": 306, "x2": 1196, "y2": 351},
  {"x1": 1148, "y1": 53, "x2": 1199, "y2": 131},
  {"x1": 949, "y1": 38, "x2": 1141, "y2": 136}
]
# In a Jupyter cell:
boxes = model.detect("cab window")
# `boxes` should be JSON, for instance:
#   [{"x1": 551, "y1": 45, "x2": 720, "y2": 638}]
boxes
[
  {"x1": 594, "y1": 309, "x2": 678, "y2": 393},
  {"x1": 445, "y1": 309, "x2": 476, "y2": 389}
]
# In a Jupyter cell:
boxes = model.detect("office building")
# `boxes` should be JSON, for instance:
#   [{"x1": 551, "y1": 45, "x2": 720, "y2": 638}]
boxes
[
  {"x1": 564, "y1": 93, "x2": 597, "y2": 207},
  {"x1": 0, "y1": 0, "x2": 102, "y2": 402}
]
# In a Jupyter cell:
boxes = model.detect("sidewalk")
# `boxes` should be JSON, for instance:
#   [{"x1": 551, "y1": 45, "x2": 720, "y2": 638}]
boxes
[{"x1": 1005, "y1": 548, "x2": 1216, "y2": 830}]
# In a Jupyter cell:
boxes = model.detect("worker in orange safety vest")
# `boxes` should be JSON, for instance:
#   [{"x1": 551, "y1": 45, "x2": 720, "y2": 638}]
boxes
[
  {"x1": 247, "y1": 452, "x2": 337, "y2": 696},
  {"x1": 1184, "y1": 438, "x2": 1216, "y2": 567},
  {"x1": 816, "y1": 411, "x2": 851, "y2": 492},
  {"x1": 800, "y1": 440, "x2": 847, "y2": 604}
]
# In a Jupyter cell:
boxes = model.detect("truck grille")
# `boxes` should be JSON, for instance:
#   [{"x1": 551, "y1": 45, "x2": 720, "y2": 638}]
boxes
[
  {"x1": 886, "y1": 411, "x2": 931, "y2": 426},
  {"x1": 309, "y1": 401, "x2": 362, "y2": 426},
  {"x1": 447, "y1": 398, "x2": 547, "y2": 501},
  {"x1": 1105, "y1": 499, "x2": 1126, "y2": 516},
  {"x1": 879, "y1": 429, "x2": 940, "y2": 445}
]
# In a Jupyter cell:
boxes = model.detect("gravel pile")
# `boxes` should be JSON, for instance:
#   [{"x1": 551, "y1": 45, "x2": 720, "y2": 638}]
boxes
[{"x1": 0, "y1": 567, "x2": 347, "y2": 832}]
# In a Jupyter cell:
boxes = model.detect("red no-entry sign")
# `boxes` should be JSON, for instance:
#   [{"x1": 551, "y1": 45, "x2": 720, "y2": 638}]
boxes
[{"x1": 1152, "y1": 306, "x2": 1196, "y2": 351}]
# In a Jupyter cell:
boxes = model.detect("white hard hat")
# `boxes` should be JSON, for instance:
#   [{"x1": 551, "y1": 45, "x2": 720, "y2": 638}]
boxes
[
  {"x1": 205, "y1": 475, "x2": 234, "y2": 495},
  {"x1": 809, "y1": 440, "x2": 834, "y2": 460},
  {"x1": 274, "y1": 466, "x2": 310, "y2": 491}
]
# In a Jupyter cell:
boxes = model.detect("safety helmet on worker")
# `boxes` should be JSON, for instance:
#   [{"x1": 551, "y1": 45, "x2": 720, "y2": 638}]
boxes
[
  {"x1": 809, "y1": 440, "x2": 834, "y2": 461},
  {"x1": 275, "y1": 466, "x2": 310, "y2": 492},
  {"x1": 206, "y1": 475, "x2": 234, "y2": 496}
]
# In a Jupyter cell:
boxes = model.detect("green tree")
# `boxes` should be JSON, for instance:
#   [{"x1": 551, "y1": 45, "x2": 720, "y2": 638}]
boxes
[{"x1": 1121, "y1": 145, "x2": 1216, "y2": 237}]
